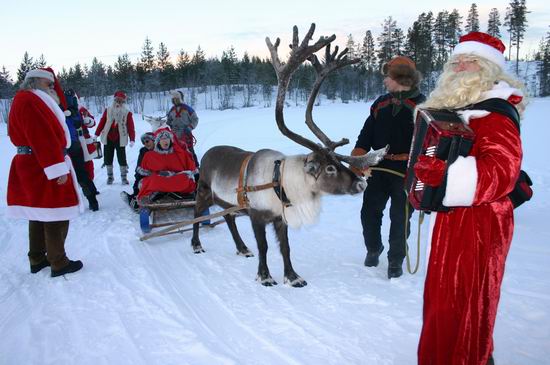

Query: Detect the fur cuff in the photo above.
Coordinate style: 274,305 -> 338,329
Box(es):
442,156 -> 477,207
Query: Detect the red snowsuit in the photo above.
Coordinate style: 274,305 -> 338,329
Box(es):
137,132 -> 197,200
418,83 -> 523,365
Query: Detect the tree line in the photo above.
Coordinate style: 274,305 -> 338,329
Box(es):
0,0 -> 542,114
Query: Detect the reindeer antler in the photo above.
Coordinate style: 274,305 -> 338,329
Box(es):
266,24 -> 335,152
266,24 -> 386,168
305,45 -> 360,150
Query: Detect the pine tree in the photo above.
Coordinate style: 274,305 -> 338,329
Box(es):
346,34 -> 356,58
0,66 -> 14,99
139,37 -> 156,73
433,11 -> 450,69
16,52 -> 34,85
377,16 -> 398,66
176,49 -> 191,84
392,28 -> 405,55
465,3 -> 480,33
538,31 -> 550,96
156,42 -> 170,71
191,46 -> 206,86
113,53 -> 134,92
34,54 -> 47,68
446,9 -> 463,52
508,0 -> 529,74
487,8 -> 502,38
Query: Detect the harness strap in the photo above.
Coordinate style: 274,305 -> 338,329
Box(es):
237,154 -> 254,208
273,160 -> 292,207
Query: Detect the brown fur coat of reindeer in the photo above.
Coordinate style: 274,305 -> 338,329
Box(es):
191,24 -> 387,287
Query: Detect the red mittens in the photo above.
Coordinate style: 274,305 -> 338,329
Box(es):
413,155 -> 446,186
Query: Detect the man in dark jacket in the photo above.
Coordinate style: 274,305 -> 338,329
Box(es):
353,56 -> 425,279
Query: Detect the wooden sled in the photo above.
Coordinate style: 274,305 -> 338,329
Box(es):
139,194 -> 245,241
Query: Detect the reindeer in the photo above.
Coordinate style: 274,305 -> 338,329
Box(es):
191,24 -> 387,287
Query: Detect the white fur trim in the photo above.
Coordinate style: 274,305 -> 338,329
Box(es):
44,161 -> 70,180
457,81 -> 523,124
32,89 -> 71,148
443,156 -> 477,207
452,41 -> 505,69
7,205 -> 80,222
25,69 -> 54,82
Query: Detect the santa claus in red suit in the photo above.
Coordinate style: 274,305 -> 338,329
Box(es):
414,33 -> 526,365
7,67 -> 84,277
137,128 -> 197,202
77,101 -> 100,180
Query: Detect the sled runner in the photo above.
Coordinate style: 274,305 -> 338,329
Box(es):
138,192 -> 245,241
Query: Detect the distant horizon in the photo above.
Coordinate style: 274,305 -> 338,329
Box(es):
1,0 -> 548,79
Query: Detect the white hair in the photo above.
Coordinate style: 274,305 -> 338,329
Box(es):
422,54 -> 527,114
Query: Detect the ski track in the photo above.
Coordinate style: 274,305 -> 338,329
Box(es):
1,102 -> 549,365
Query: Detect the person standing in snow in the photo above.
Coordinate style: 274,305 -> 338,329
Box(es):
95,90 -> 135,185
64,89 -> 100,211
352,56 -> 425,279
6,68 -> 83,277
166,90 -> 199,167
414,32 -> 526,365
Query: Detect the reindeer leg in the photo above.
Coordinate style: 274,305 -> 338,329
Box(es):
224,214 -> 254,257
251,219 -> 276,286
273,217 -> 307,287
191,181 -> 210,254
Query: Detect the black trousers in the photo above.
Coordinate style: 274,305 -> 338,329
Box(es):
68,143 -> 98,197
28,220 -> 70,270
103,140 -> 127,166
360,171 -> 413,264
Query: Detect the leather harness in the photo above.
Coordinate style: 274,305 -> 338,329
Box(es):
236,154 -> 292,208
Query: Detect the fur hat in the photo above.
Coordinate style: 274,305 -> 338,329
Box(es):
451,32 -> 506,69
382,56 -> 421,88
170,90 -> 184,101
140,132 -> 155,144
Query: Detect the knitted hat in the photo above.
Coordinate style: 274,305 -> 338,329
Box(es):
382,56 -> 420,87
170,90 -> 184,101
140,132 -> 155,144
114,90 -> 127,100
25,67 -> 69,114
451,32 -> 506,69
154,128 -> 174,143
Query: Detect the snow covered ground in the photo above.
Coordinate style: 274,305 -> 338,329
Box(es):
0,98 -> 549,365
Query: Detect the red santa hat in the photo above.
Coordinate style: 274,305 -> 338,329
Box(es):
451,32 -> 506,69
26,67 -> 70,115
114,90 -> 127,100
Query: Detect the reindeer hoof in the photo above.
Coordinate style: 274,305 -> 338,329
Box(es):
236,250 -> 254,258
193,245 -> 205,254
256,275 -> 277,286
284,276 -> 308,288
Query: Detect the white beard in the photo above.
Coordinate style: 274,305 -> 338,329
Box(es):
111,103 -> 128,122
46,88 -> 60,104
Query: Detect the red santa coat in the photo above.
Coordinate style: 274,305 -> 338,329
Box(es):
7,90 -> 82,221
137,141 -> 197,200
418,82 -> 523,365
78,106 -> 98,179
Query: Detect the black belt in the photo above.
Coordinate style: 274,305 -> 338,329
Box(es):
16,146 -> 32,154
16,146 -> 68,155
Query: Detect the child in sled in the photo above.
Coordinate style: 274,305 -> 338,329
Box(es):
137,128 -> 197,204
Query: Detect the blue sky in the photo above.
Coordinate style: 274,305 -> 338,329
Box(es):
1,0 -> 548,78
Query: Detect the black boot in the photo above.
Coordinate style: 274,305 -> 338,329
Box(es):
388,260 -> 403,279
51,260 -> 83,277
364,245 -> 384,267
30,259 -> 50,274
87,194 -> 99,211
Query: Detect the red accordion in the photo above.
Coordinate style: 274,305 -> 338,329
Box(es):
405,109 -> 475,212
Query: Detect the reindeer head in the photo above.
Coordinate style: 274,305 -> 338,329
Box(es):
266,24 -> 387,195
